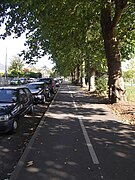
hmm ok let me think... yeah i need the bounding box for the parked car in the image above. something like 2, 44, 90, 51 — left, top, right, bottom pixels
38, 77, 56, 94
27, 81, 51, 104
27, 78, 36, 83
0, 86, 34, 133
10, 78, 21, 85
54, 79, 60, 87
19, 77, 27, 84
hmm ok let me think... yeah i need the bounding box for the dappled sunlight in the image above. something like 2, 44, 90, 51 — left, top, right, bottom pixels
114, 151, 127, 158
59, 90, 79, 94
45, 83, 135, 168
53, 145, 71, 150
0, 147, 10, 153
21, 111, 135, 179
82, 118, 135, 162
27, 166, 40, 173
23, 140, 81, 179
6, 82, 135, 180
0, 103, 47, 180
46, 112, 77, 120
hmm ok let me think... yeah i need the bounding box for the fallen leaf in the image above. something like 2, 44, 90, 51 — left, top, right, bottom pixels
26, 161, 34, 167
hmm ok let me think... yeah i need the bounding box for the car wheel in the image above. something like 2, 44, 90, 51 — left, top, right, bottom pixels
28, 105, 34, 115
10, 119, 18, 134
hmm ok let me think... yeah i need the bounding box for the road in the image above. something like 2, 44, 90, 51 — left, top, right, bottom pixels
0, 102, 49, 180
9, 81, 135, 180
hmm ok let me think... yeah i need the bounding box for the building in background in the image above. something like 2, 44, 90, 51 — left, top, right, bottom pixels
0, 63, 5, 74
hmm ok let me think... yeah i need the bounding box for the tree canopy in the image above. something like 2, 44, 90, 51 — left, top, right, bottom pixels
8, 56, 24, 77
0, 0, 135, 102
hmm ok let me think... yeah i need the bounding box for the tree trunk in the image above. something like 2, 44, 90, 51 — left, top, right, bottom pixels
87, 66, 91, 91
90, 71, 95, 92
71, 72, 74, 83
76, 64, 80, 85
80, 60, 86, 87
101, 2, 127, 103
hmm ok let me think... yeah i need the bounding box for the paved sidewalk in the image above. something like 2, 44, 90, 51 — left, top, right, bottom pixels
9, 82, 135, 180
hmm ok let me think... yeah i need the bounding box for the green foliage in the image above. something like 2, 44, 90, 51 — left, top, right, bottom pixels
8, 69, 23, 77
117, 2, 135, 60
8, 56, 24, 77
125, 85, 135, 102
123, 58, 135, 80
7, 55, 42, 78
95, 77, 107, 96
0, 0, 135, 85
0, 1, 105, 76
25, 71, 42, 78
123, 70, 135, 80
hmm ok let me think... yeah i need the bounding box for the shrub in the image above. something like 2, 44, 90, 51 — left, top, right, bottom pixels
95, 77, 107, 96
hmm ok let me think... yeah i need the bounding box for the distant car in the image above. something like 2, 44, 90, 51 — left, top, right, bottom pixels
27, 78, 36, 83
10, 78, 21, 85
38, 77, 56, 94
19, 77, 27, 84
0, 86, 34, 133
27, 81, 51, 104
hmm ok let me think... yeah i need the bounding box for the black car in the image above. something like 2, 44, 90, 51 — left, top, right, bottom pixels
54, 79, 60, 87
19, 77, 27, 84
27, 81, 51, 104
0, 86, 34, 133
38, 77, 56, 94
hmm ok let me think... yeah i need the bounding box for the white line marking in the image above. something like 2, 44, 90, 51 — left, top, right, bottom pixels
73, 100, 77, 110
72, 98, 99, 165
70, 93, 73, 98
79, 117, 99, 165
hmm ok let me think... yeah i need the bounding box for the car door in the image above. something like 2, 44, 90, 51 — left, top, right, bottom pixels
44, 83, 50, 98
18, 88, 29, 115
24, 88, 33, 110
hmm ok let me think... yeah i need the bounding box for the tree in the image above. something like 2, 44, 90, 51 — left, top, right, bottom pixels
25, 71, 42, 78
101, 0, 133, 102
8, 56, 24, 77
0, 0, 135, 103
123, 58, 135, 82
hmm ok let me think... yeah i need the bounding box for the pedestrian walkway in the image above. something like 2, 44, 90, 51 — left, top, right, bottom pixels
9, 81, 135, 180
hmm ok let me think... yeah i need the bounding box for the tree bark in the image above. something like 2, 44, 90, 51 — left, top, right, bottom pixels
101, 1, 127, 103
76, 64, 80, 85
80, 61, 86, 87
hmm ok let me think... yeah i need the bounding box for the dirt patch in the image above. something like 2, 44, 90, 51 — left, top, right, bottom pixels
107, 101, 135, 125
83, 89, 135, 125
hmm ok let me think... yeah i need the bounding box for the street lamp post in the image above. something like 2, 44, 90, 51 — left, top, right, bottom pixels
5, 48, 8, 80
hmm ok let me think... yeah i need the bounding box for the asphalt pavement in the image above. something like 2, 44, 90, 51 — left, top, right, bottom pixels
9, 81, 135, 180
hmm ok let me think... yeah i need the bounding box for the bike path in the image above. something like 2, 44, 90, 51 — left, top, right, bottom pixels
10, 82, 135, 180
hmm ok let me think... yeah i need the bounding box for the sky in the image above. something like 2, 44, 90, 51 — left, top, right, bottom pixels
0, 26, 130, 73
0, 33, 54, 70
0, 34, 130, 72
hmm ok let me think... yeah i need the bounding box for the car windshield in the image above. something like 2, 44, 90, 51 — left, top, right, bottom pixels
0, 89, 17, 103
28, 84, 43, 89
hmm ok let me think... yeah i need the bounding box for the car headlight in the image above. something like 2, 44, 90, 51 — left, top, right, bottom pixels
0, 115, 9, 121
